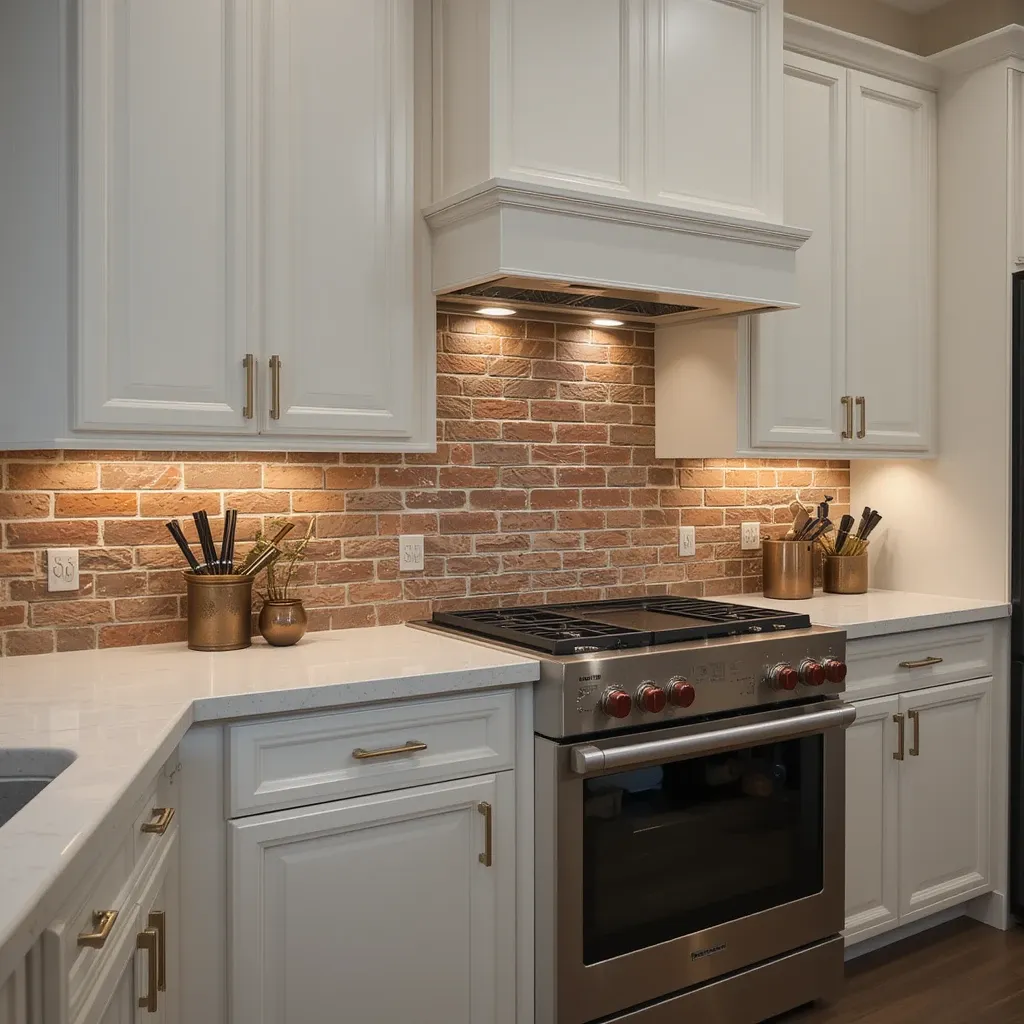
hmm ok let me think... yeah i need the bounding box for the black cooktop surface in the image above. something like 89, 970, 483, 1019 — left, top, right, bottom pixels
431, 595, 812, 655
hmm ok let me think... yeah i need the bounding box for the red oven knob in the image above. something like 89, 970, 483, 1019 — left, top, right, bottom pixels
601, 688, 632, 719
823, 659, 848, 684
800, 659, 826, 687
668, 679, 696, 708
768, 664, 799, 691
636, 684, 667, 714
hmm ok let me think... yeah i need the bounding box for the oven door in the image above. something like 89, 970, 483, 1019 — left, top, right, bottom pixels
536, 699, 855, 1024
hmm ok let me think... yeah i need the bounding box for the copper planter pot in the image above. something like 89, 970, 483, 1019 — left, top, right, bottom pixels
258, 599, 308, 647
183, 572, 254, 652
761, 540, 813, 600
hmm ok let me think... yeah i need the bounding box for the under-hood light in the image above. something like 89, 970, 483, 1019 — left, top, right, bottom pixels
591, 317, 625, 328
475, 306, 517, 317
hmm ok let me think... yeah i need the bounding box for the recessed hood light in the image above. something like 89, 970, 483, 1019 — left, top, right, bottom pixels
591, 318, 624, 328
475, 306, 517, 317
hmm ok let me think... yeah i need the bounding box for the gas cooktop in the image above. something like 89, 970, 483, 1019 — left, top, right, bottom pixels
431, 595, 812, 655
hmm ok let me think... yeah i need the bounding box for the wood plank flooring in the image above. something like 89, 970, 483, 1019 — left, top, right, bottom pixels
775, 919, 1024, 1023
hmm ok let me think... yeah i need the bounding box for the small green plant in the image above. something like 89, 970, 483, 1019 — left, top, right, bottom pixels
253, 519, 315, 601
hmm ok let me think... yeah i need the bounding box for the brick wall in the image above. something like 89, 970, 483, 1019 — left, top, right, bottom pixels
0, 315, 850, 656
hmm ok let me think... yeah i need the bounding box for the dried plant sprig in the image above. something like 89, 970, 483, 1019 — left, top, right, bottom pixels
262, 519, 315, 601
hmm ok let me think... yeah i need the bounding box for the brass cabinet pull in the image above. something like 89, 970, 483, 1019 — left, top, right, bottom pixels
242, 354, 255, 420
351, 740, 427, 761
77, 909, 118, 948
269, 354, 282, 420
478, 801, 493, 867
148, 911, 167, 991
908, 709, 921, 757
137, 927, 159, 1013
893, 713, 905, 761
899, 656, 943, 670
856, 396, 866, 439
841, 396, 853, 439
140, 807, 175, 835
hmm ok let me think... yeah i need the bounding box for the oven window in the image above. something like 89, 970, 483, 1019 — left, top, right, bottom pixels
582, 735, 824, 964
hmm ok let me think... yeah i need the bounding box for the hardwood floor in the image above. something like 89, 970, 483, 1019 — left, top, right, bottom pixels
775, 920, 1024, 1023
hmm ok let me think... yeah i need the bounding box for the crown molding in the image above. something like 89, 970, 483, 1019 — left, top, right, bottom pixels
928, 24, 1024, 76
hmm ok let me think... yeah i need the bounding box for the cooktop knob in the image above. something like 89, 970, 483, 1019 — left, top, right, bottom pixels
768, 664, 799, 691
636, 683, 667, 714
800, 659, 826, 687
668, 679, 696, 708
823, 658, 848, 684
601, 688, 632, 719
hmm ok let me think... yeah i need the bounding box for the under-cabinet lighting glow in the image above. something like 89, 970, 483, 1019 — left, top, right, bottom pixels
475, 306, 517, 317
591, 318, 625, 328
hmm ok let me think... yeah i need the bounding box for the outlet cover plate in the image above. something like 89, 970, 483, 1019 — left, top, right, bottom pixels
740, 522, 761, 551
399, 534, 425, 572
47, 548, 80, 592
678, 526, 696, 557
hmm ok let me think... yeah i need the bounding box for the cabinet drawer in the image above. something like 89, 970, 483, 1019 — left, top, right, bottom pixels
846, 623, 994, 700
228, 690, 516, 817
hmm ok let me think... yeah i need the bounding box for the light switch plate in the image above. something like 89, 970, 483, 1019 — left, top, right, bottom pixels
47, 548, 79, 592
399, 534, 425, 572
678, 526, 696, 557
740, 522, 761, 550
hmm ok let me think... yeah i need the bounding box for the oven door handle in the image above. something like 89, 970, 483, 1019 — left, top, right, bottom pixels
571, 702, 857, 775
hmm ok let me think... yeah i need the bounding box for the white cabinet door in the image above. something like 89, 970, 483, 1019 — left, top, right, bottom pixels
898, 678, 992, 924
751, 53, 846, 448
76, 0, 255, 435
645, 0, 782, 219
260, 0, 420, 441
846, 71, 936, 452
230, 774, 516, 1024
843, 696, 900, 944
495, 0, 644, 198
98, 968, 135, 1024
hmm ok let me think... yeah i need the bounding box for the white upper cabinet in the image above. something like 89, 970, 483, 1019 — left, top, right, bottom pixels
645, 0, 781, 220
260, 0, 419, 441
751, 53, 846, 448
432, 0, 782, 219
846, 71, 936, 452
76, 0, 255, 435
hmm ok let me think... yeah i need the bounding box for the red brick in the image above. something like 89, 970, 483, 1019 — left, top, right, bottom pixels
315, 514, 378, 538
0, 494, 50, 518
263, 465, 324, 489
475, 533, 530, 552
55, 627, 96, 652
378, 467, 439, 488
184, 464, 262, 489
502, 422, 554, 443
0, 552, 37, 576
330, 607, 379, 630
445, 420, 503, 441
345, 491, 403, 511
0, 605, 25, 627
472, 444, 529, 466
439, 467, 498, 488
6, 520, 100, 548
31, 600, 113, 626
96, 572, 148, 597
139, 492, 221, 517
324, 467, 377, 489
532, 360, 586, 380
503, 379, 558, 400
376, 601, 433, 626
7, 462, 98, 490
349, 583, 404, 604
533, 532, 583, 550
5, 630, 55, 656
473, 399, 529, 420
440, 512, 498, 534
501, 552, 562, 571
501, 512, 556, 532
114, 597, 179, 621
99, 621, 188, 648
402, 576, 468, 599
531, 445, 584, 465
582, 488, 630, 508
405, 490, 467, 509
585, 364, 632, 383
437, 353, 488, 375
531, 400, 584, 422
55, 492, 139, 517
530, 489, 580, 510
488, 357, 531, 378
556, 424, 608, 444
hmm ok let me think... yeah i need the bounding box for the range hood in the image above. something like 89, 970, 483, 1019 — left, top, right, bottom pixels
424, 179, 812, 326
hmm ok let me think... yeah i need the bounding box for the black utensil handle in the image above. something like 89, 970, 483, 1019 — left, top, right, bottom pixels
193, 511, 219, 574
166, 520, 204, 574
221, 509, 238, 575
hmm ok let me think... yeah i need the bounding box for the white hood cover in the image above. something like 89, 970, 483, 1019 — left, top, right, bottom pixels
424, 178, 811, 325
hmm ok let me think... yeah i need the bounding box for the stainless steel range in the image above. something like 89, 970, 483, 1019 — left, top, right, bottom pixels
422, 595, 855, 1024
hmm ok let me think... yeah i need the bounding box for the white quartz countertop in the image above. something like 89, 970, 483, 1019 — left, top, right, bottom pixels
0, 625, 539, 977
722, 589, 1010, 640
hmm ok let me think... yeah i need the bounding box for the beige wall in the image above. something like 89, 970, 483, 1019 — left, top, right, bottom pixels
786, 0, 1024, 55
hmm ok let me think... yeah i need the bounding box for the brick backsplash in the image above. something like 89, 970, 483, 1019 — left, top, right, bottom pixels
0, 316, 850, 656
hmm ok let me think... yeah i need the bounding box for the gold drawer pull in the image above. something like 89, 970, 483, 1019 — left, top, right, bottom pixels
893, 713, 905, 761
242, 353, 255, 420
898, 656, 943, 670
148, 911, 167, 991
908, 709, 921, 757
140, 807, 175, 835
78, 909, 118, 948
352, 740, 427, 761
137, 927, 159, 1013
478, 801, 493, 867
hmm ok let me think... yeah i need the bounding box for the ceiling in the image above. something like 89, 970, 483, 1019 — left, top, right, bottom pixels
879, 0, 948, 11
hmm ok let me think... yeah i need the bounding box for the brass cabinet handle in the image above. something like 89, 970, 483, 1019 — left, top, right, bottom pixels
893, 713, 905, 761
856, 396, 866, 439
908, 709, 921, 757
137, 927, 159, 1013
841, 396, 853, 439
140, 807, 175, 835
148, 911, 167, 991
269, 354, 282, 420
77, 909, 118, 948
478, 801, 493, 867
242, 354, 255, 420
351, 740, 427, 761
899, 656, 943, 670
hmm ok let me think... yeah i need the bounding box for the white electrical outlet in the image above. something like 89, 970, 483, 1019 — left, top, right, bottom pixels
47, 548, 79, 592
740, 522, 761, 551
678, 526, 696, 557
399, 534, 425, 572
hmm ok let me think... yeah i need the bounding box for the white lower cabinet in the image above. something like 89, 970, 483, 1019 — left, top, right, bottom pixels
844, 677, 992, 944
230, 773, 516, 1024
96, 970, 133, 1024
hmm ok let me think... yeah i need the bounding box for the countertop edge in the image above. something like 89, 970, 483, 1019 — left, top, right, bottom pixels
840, 604, 1010, 640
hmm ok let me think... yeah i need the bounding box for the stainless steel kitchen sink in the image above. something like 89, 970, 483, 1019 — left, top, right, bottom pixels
0, 748, 76, 828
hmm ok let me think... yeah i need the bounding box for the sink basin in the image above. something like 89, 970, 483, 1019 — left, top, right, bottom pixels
0, 748, 76, 828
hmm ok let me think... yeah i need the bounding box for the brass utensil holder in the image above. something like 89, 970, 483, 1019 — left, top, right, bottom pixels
823, 554, 868, 595
183, 572, 254, 651
762, 540, 813, 600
